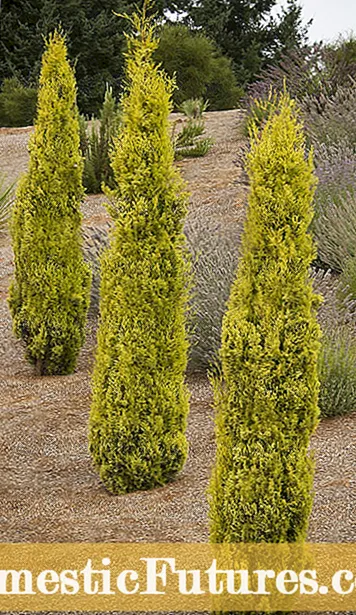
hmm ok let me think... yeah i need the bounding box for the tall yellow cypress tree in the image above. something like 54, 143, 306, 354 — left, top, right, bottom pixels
9, 32, 91, 376
209, 94, 321, 544
88, 9, 190, 494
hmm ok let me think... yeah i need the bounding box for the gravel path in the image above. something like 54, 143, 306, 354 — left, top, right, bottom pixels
0, 112, 355, 615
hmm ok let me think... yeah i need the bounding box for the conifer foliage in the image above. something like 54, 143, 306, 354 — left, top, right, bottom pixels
89, 9, 190, 494
9, 32, 91, 376
209, 94, 321, 543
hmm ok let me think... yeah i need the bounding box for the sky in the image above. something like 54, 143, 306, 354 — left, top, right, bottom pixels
274, 0, 356, 43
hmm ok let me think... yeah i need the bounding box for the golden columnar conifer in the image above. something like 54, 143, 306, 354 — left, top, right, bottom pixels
89, 9, 190, 494
9, 32, 91, 376
210, 94, 321, 543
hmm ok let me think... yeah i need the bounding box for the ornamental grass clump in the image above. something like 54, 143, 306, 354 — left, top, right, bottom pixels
89, 9, 190, 494
319, 326, 356, 419
9, 32, 91, 376
209, 93, 321, 544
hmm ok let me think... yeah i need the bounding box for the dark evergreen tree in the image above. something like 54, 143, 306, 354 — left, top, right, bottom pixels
270, 0, 311, 62
0, 0, 44, 86
183, 0, 310, 85
0, 0, 142, 115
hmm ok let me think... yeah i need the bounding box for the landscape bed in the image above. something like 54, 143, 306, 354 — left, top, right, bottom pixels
0, 110, 355, 615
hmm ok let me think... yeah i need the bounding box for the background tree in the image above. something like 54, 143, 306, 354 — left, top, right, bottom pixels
209, 93, 321, 543
0, 0, 133, 115
270, 0, 311, 62
0, 0, 44, 87
155, 24, 242, 109
89, 9, 190, 494
0, 0, 310, 116
9, 31, 91, 375
183, 0, 310, 86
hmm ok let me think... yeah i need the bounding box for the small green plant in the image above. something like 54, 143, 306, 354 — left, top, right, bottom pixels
176, 136, 214, 159
319, 327, 356, 418
180, 97, 208, 119
89, 8, 190, 494
0, 175, 14, 234
174, 98, 213, 160
80, 86, 121, 193
176, 120, 205, 143
209, 93, 321, 544
9, 31, 91, 375
0, 77, 38, 127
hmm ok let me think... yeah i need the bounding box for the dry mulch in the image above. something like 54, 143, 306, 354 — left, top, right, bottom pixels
0, 111, 355, 615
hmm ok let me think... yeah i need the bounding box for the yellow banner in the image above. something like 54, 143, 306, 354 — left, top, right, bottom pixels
0, 543, 354, 611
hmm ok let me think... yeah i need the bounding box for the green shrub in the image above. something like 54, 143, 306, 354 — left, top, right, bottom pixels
155, 24, 242, 110
9, 32, 91, 376
319, 327, 356, 418
80, 86, 121, 194
0, 77, 37, 127
89, 10, 190, 495
247, 81, 356, 273
206, 54, 244, 110
209, 93, 321, 543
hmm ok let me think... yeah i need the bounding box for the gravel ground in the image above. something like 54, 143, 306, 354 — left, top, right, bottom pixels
0, 111, 355, 615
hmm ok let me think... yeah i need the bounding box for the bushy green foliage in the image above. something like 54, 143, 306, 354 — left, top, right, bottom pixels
0, 77, 38, 127
80, 86, 121, 194
89, 10, 190, 494
319, 327, 356, 418
9, 31, 91, 376
209, 94, 321, 543
0, 174, 14, 234
155, 24, 241, 110
82, 215, 356, 423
